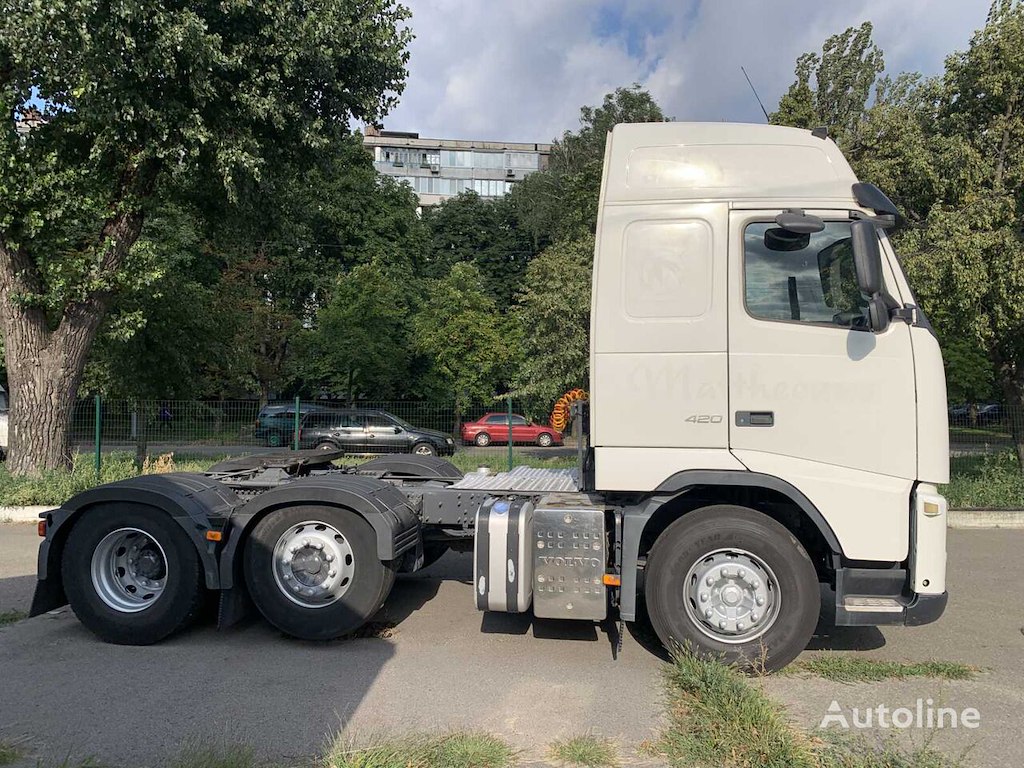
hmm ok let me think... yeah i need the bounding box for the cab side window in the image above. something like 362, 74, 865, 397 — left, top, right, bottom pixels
744, 221, 872, 329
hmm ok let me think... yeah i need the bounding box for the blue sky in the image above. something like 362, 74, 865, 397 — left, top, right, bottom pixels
383, 0, 994, 142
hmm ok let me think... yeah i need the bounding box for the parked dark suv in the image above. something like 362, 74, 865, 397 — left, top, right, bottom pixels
255, 403, 333, 447
299, 409, 455, 456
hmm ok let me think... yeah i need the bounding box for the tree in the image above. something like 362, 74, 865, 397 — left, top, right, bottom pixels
205, 138, 423, 401
0, 0, 411, 474
412, 263, 513, 432
511, 236, 594, 406
900, 0, 1024, 467
298, 259, 416, 401
421, 191, 536, 308
771, 22, 884, 144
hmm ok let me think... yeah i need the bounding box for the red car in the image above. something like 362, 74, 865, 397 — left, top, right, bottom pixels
461, 413, 563, 448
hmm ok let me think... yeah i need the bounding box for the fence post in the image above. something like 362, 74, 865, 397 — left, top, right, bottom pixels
94, 394, 102, 480
293, 395, 301, 451
507, 394, 513, 472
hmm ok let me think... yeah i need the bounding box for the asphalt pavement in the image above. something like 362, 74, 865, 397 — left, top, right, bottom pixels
0, 524, 1020, 767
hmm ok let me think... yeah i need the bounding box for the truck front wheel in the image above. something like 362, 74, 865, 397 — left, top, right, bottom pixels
643, 504, 819, 672
62, 506, 206, 645
244, 506, 395, 640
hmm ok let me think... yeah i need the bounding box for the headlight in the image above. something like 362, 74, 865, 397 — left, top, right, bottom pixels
446, 437, 454, 444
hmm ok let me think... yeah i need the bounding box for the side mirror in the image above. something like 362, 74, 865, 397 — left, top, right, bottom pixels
850, 219, 882, 295
393, 426, 402, 434
850, 219, 889, 333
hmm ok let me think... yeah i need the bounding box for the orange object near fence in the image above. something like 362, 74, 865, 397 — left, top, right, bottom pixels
550, 389, 588, 432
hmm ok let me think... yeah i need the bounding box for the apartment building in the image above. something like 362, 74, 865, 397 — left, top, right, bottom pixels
363, 126, 551, 206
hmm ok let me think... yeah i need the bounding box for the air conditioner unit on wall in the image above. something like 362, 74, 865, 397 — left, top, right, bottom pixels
430, 164, 440, 173
506, 168, 515, 177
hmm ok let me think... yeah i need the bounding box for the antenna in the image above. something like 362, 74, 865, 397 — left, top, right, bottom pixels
741, 66, 770, 122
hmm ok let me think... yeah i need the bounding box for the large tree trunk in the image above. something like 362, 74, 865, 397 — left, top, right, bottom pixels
0, 200, 147, 475
2, 305, 102, 474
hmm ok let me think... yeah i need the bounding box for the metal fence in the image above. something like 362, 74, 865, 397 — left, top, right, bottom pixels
64, 397, 1023, 467
70, 399, 478, 447
68, 397, 579, 463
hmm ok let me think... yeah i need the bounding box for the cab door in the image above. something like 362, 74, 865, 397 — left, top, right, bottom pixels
727, 210, 917, 562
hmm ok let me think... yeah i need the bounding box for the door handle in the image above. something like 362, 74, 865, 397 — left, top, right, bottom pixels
735, 411, 774, 427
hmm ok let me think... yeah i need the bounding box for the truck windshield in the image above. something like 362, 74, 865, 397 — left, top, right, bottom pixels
744, 220, 870, 328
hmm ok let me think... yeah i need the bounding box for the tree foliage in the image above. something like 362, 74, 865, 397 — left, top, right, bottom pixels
771, 22, 884, 144
512, 236, 594, 404
0, 0, 412, 473
412, 262, 514, 414
773, 1, 1024, 465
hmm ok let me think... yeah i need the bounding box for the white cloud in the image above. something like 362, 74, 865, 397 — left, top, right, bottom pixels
382, 0, 993, 142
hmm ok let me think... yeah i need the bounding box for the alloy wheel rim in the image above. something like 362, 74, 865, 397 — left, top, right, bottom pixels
91, 528, 168, 613
682, 548, 780, 644
272, 521, 356, 608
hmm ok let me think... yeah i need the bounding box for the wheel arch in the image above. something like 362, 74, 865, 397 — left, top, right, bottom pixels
618, 470, 843, 622
219, 475, 420, 591
30, 473, 238, 616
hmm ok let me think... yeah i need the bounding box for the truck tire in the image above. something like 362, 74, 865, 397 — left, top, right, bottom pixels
244, 506, 395, 640
643, 505, 819, 672
62, 506, 205, 645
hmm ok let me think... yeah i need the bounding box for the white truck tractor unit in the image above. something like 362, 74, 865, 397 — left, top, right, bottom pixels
30, 124, 949, 670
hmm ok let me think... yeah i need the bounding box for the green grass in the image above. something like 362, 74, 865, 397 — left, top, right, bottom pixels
323, 732, 514, 768
0, 739, 25, 767
549, 734, 618, 767
787, 655, 978, 683
170, 744, 259, 768
818, 734, 968, 768
0, 451, 223, 506
944, 450, 1024, 509
0, 610, 27, 627
649, 647, 966, 768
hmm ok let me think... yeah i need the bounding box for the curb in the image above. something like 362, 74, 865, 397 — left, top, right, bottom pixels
947, 509, 1024, 529
3, 506, 1024, 528
0, 506, 55, 523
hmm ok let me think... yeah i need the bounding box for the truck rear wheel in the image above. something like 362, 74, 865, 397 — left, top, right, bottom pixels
62, 506, 205, 645
643, 505, 818, 672
244, 506, 395, 640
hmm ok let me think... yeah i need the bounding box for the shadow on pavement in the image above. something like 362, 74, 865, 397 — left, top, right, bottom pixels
0, 558, 446, 767
0, 574, 36, 615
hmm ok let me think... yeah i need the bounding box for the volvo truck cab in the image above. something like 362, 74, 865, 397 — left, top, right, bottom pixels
31, 123, 948, 671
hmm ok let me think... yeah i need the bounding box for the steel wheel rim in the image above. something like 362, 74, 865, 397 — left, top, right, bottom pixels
272, 520, 355, 609
539, 434, 552, 447
91, 528, 168, 613
413, 444, 434, 455
476, 434, 489, 446
683, 548, 780, 644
